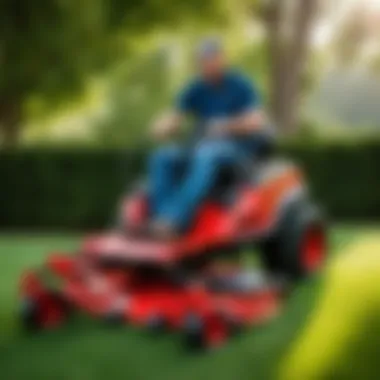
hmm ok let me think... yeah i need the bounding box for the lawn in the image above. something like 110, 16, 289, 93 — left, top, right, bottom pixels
0, 227, 374, 380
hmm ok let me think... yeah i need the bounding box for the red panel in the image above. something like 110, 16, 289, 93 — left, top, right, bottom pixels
47, 254, 76, 278
122, 195, 149, 227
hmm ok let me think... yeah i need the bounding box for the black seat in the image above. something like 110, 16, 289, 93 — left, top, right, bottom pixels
253, 130, 277, 161
210, 132, 276, 203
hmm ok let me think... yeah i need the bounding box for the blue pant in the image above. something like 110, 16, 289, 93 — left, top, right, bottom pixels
148, 140, 250, 230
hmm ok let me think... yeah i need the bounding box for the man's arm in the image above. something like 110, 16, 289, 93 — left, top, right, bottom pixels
151, 81, 197, 141
227, 109, 267, 134
208, 110, 267, 138
151, 111, 184, 140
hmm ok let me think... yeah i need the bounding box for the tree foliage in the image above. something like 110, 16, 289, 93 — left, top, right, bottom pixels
96, 49, 172, 145
0, 0, 221, 147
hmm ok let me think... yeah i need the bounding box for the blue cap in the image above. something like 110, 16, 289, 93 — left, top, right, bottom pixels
196, 37, 223, 61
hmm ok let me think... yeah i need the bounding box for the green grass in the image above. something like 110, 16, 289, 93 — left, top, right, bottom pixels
0, 227, 372, 380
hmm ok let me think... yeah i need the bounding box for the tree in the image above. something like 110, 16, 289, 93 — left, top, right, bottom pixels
96, 49, 172, 145
261, 0, 318, 133
0, 0, 105, 146
0, 0, 220, 148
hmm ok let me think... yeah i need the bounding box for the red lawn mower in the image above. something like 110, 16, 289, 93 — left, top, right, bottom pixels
19, 149, 327, 349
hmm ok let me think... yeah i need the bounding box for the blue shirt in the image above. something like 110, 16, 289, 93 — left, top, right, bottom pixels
176, 70, 261, 140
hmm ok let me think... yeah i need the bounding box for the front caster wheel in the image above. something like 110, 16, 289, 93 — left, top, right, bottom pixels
182, 313, 231, 350
182, 314, 205, 350
102, 310, 125, 326
20, 293, 69, 331
146, 314, 167, 334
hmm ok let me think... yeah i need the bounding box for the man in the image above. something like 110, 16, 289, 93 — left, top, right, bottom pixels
148, 38, 266, 238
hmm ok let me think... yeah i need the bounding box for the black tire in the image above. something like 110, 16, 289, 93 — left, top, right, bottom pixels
260, 200, 326, 281
146, 314, 167, 333
103, 310, 125, 326
182, 314, 205, 350
259, 237, 283, 275
20, 298, 39, 331
20, 293, 70, 331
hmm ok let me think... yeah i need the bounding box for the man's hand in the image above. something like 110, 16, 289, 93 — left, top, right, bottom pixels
151, 112, 182, 141
229, 110, 266, 135
206, 118, 230, 138
206, 110, 266, 139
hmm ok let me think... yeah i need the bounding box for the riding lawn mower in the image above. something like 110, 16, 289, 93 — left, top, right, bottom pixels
19, 146, 326, 349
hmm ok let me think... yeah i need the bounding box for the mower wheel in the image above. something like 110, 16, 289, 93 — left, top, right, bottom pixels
183, 313, 233, 350
20, 298, 39, 330
20, 293, 69, 331
146, 314, 167, 333
260, 201, 326, 280
182, 314, 205, 350
103, 310, 125, 326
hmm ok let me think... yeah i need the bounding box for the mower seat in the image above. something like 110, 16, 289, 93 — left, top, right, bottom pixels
211, 131, 277, 202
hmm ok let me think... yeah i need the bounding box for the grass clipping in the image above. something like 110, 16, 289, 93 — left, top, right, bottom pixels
280, 237, 380, 380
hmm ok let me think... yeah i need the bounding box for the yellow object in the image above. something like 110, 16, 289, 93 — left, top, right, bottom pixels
280, 237, 380, 380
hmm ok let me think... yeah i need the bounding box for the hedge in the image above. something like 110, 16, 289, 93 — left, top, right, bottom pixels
0, 140, 379, 229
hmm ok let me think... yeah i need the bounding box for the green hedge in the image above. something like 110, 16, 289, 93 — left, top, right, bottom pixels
0, 141, 379, 229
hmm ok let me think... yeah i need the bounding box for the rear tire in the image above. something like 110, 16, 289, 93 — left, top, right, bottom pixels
260, 201, 327, 281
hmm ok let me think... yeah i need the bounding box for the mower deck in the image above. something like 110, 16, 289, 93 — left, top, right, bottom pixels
20, 256, 285, 349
